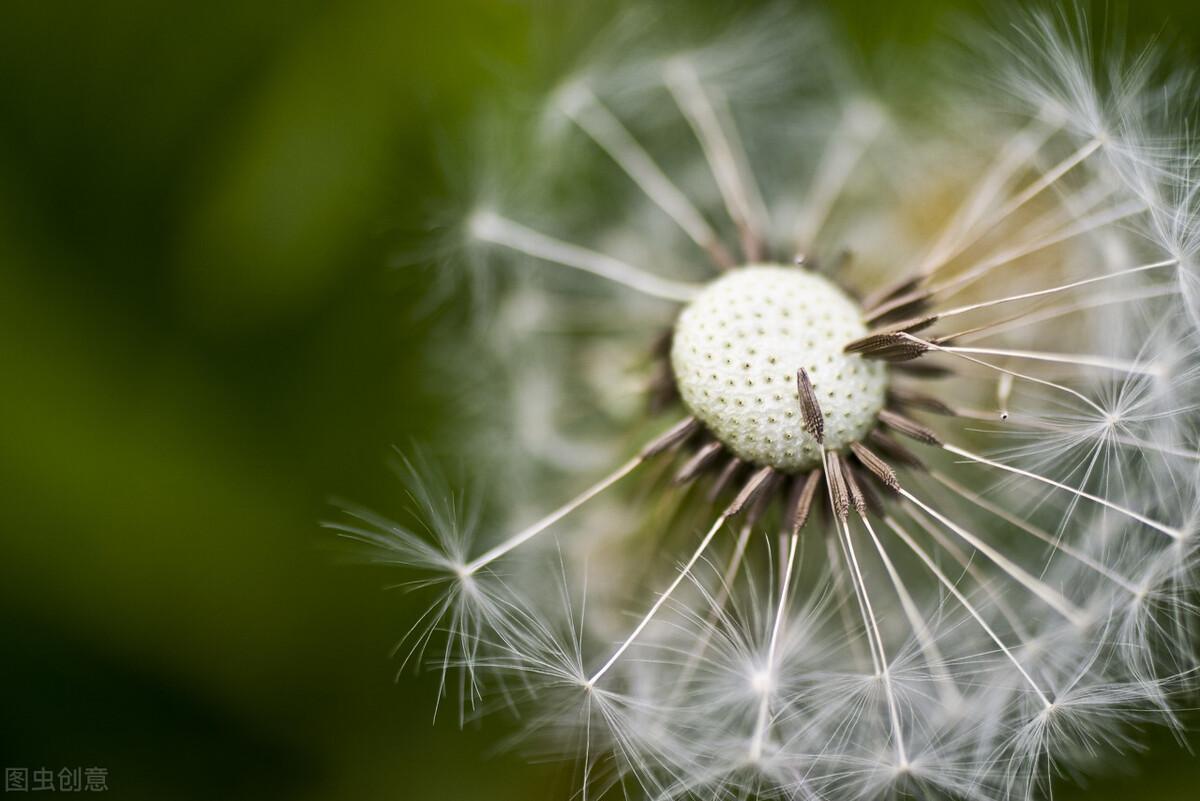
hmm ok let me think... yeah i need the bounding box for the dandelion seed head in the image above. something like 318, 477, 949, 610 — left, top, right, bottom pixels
343, 4, 1200, 799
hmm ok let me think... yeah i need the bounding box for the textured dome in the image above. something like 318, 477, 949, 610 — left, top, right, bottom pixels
670, 265, 887, 471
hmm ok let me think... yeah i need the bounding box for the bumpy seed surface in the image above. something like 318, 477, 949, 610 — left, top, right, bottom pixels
670, 265, 887, 472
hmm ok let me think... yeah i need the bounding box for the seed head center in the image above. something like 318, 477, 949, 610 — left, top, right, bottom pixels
670, 265, 888, 472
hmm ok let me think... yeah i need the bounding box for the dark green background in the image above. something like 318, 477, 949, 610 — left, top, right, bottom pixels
2, 1, 1198, 799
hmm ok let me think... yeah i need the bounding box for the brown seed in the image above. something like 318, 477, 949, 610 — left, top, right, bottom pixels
727, 466, 776, 516
844, 332, 932, 362
864, 286, 934, 323
861, 275, 922, 312
867, 430, 925, 469
783, 469, 824, 536
886, 387, 956, 416
796, 367, 825, 444
893, 362, 955, 379
743, 471, 781, 527
839, 457, 868, 515
850, 442, 901, 492
826, 452, 850, 520
878, 408, 942, 446
648, 362, 680, 414
845, 315, 940, 354
673, 440, 725, 485
707, 455, 745, 502
851, 464, 885, 515
640, 417, 702, 458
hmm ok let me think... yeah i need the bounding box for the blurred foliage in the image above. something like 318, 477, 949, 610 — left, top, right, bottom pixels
1, 1, 1198, 799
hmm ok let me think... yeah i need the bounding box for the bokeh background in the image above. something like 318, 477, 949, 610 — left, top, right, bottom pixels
3, 1, 1199, 799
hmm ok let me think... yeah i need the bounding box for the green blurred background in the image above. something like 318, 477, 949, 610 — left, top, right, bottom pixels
2, 1, 1199, 799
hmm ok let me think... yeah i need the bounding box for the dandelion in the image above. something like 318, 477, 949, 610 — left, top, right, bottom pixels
332, 6, 1200, 799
